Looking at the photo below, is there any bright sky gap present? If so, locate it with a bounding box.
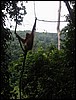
[5,1,69,33]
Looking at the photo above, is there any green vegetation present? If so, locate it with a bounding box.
[1,1,75,99]
[1,1,26,99]
[9,31,58,61]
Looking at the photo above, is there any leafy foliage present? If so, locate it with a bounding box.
[1,1,26,99]
[9,1,75,99]
[61,0,75,75]
[19,47,75,99]
[1,27,12,99]
[1,1,75,99]
[9,31,58,61]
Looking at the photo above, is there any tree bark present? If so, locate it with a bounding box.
[57,1,61,50]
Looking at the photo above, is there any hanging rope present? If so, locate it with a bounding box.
[14,10,25,52]
[34,1,36,18]
[37,19,67,22]
[19,50,27,99]
[33,1,67,23]
[14,6,28,99]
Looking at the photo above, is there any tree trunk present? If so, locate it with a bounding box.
[57,1,61,50]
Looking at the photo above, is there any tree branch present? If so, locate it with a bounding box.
[64,1,74,23]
